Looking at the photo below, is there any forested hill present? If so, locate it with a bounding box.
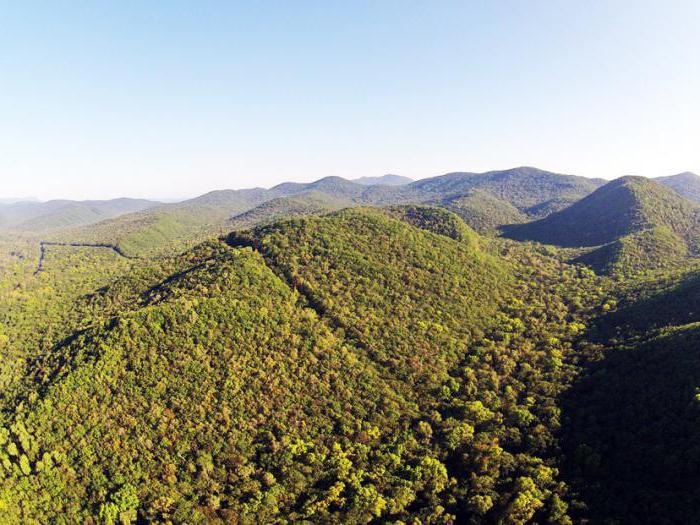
[14,167,606,258]
[503,176,700,274]
[3,176,700,523]
[503,176,700,247]
[656,171,700,203]
[409,166,605,213]
[0,198,159,231]
[0,206,612,524]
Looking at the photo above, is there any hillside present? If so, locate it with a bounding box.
[383,205,480,245]
[439,190,527,234]
[53,178,410,257]
[574,226,690,276]
[504,176,700,255]
[229,208,509,388]
[599,265,700,333]
[0,207,614,523]
[564,321,700,523]
[224,208,608,523]
[409,167,605,213]
[0,243,421,522]
[55,189,272,257]
[228,192,351,230]
[0,198,159,232]
[656,171,700,203]
[26,168,610,258]
[4,195,700,523]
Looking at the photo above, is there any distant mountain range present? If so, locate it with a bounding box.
[3,167,699,274]
[49,167,600,255]
[352,174,413,186]
[0,198,159,232]
[0,197,39,204]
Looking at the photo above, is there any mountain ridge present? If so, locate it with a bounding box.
[353,174,413,186]
[656,171,700,203]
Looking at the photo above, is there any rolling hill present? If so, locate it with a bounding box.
[0,242,421,522]
[439,190,527,234]
[0,206,612,523]
[35,167,606,258]
[573,226,690,276]
[383,205,480,244]
[409,166,605,214]
[53,189,274,256]
[502,176,700,274]
[656,171,700,203]
[0,198,159,232]
[4,175,700,523]
[504,176,700,256]
[228,192,351,230]
[0,167,614,252]
[353,174,413,186]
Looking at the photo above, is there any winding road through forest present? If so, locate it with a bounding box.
[34,241,137,274]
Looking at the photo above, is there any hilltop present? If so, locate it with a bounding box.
[503,176,700,273]
[353,174,413,186]
[228,192,351,230]
[410,166,605,213]
[656,171,700,203]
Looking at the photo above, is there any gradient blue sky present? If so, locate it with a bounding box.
[1,1,698,200]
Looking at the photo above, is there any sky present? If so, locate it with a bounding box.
[1,1,699,200]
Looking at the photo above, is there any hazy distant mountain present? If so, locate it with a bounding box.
[656,172,700,203]
[353,174,413,186]
[0,198,160,231]
[0,197,39,204]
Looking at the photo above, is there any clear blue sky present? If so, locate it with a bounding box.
[1,1,698,200]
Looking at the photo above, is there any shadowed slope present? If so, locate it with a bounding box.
[563,323,700,524]
[504,176,700,251]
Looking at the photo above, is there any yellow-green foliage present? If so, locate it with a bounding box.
[3,202,697,524]
[575,226,689,276]
[441,190,527,234]
[231,208,507,388]
[383,204,480,245]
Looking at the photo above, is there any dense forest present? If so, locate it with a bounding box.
[1,169,700,523]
